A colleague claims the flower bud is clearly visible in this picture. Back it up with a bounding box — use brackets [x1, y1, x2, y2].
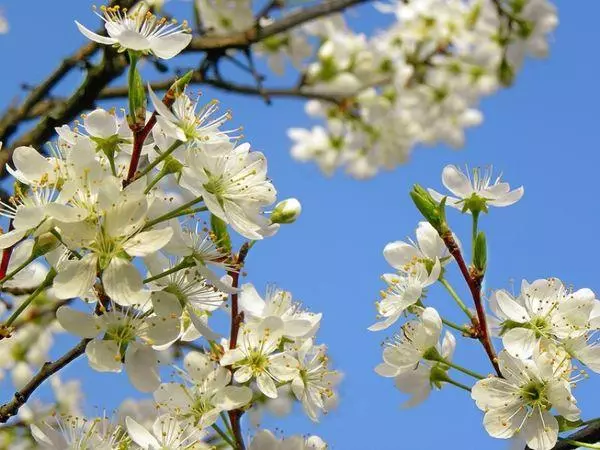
[410, 185, 448, 234]
[32, 232, 60, 257]
[271, 198, 302, 224]
[127, 51, 147, 128]
[473, 231, 487, 275]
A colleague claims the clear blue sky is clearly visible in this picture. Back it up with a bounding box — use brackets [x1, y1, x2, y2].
[1, 2, 599, 449]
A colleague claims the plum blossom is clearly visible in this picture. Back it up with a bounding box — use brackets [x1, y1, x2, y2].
[428, 164, 524, 213]
[369, 260, 441, 331]
[76, 5, 192, 59]
[154, 352, 252, 428]
[472, 350, 579, 450]
[491, 278, 597, 359]
[220, 317, 297, 399]
[239, 284, 321, 339]
[374, 307, 443, 377]
[180, 142, 277, 239]
[56, 304, 180, 392]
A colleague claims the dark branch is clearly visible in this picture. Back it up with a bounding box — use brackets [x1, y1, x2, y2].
[0, 338, 90, 423]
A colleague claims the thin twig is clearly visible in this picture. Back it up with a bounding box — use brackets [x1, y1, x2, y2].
[227, 241, 251, 450]
[0, 338, 90, 423]
[441, 231, 501, 376]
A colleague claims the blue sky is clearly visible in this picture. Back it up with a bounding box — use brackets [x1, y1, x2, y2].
[1, 1, 600, 449]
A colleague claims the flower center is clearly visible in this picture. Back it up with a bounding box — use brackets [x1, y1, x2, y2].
[520, 380, 551, 409]
[247, 351, 269, 373]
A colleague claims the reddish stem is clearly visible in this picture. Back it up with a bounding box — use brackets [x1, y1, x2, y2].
[442, 231, 501, 377]
[0, 221, 16, 281]
[125, 84, 180, 184]
[226, 242, 251, 450]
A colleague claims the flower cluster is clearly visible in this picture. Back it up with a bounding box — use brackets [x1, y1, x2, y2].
[69, 0, 559, 179]
[0, 7, 333, 449]
[372, 164, 600, 450]
[288, 0, 558, 178]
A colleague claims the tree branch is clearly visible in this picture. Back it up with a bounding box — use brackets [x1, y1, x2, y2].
[0, 0, 369, 176]
[0, 338, 90, 423]
[227, 241, 252, 450]
[186, 0, 369, 52]
[441, 231, 501, 377]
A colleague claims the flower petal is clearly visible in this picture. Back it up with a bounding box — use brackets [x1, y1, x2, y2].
[53, 254, 97, 300]
[56, 306, 102, 338]
[75, 21, 118, 45]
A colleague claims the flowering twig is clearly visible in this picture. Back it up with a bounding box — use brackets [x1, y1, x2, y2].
[0, 0, 369, 177]
[0, 338, 90, 423]
[227, 241, 252, 450]
[441, 230, 501, 376]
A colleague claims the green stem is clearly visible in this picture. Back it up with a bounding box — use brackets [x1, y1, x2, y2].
[142, 196, 204, 231]
[443, 359, 486, 380]
[582, 418, 600, 427]
[439, 278, 474, 320]
[137, 140, 183, 180]
[127, 51, 139, 122]
[441, 317, 473, 337]
[0, 254, 36, 286]
[560, 440, 600, 449]
[471, 210, 479, 261]
[444, 377, 472, 392]
[220, 412, 234, 437]
[211, 424, 236, 448]
[3, 269, 56, 327]
[144, 169, 168, 194]
[143, 260, 195, 284]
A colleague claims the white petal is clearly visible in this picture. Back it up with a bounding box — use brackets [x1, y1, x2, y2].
[125, 343, 160, 392]
[123, 227, 173, 257]
[495, 290, 530, 322]
[489, 187, 524, 207]
[257, 372, 278, 399]
[214, 386, 253, 410]
[249, 430, 279, 450]
[148, 84, 179, 123]
[149, 33, 192, 59]
[75, 21, 118, 45]
[13, 206, 45, 230]
[56, 306, 102, 338]
[145, 315, 181, 347]
[45, 203, 89, 223]
[86, 339, 121, 372]
[84, 109, 118, 138]
[53, 254, 97, 300]
[125, 416, 160, 449]
[383, 241, 419, 269]
[442, 165, 473, 198]
[521, 409, 558, 450]
[103, 258, 149, 306]
[0, 229, 27, 249]
[239, 283, 266, 317]
[503, 327, 538, 359]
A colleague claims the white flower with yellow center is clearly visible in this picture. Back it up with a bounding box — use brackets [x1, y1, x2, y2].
[180, 143, 277, 239]
[491, 278, 597, 359]
[220, 317, 297, 399]
[369, 260, 441, 332]
[149, 87, 233, 148]
[52, 193, 173, 306]
[428, 164, 524, 213]
[76, 5, 192, 59]
[56, 303, 180, 392]
[153, 352, 252, 428]
[472, 350, 580, 450]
